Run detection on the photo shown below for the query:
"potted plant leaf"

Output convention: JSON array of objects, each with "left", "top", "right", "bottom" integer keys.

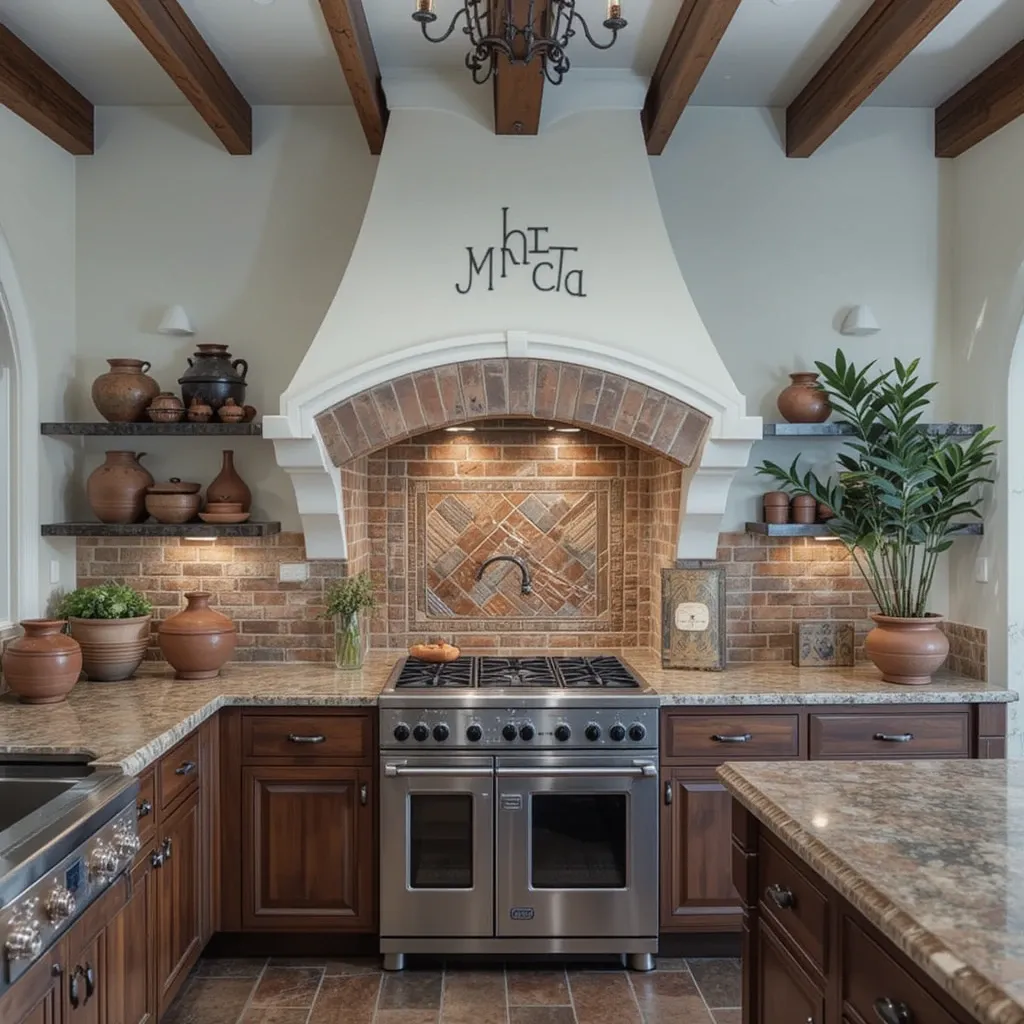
[
  {"left": 322, "top": 572, "right": 377, "bottom": 670},
  {"left": 56, "top": 582, "right": 152, "bottom": 682},
  {"left": 757, "top": 350, "right": 997, "bottom": 685}
]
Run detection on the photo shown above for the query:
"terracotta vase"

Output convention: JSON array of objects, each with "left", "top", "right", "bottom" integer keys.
[
  {"left": 87, "top": 451, "right": 155, "bottom": 524},
  {"left": 777, "top": 372, "right": 831, "bottom": 424},
  {"left": 864, "top": 614, "right": 949, "bottom": 685},
  {"left": 68, "top": 616, "right": 151, "bottom": 682},
  {"left": 206, "top": 450, "right": 251, "bottom": 511},
  {"left": 2, "top": 621, "right": 82, "bottom": 703},
  {"left": 92, "top": 359, "right": 161, "bottom": 423},
  {"left": 158, "top": 593, "right": 237, "bottom": 680}
]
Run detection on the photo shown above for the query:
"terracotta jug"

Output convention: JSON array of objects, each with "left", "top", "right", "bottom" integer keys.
[
  {"left": 777, "top": 372, "right": 831, "bottom": 424},
  {"left": 92, "top": 359, "right": 161, "bottom": 423},
  {"left": 158, "top": 593, "right": 237, "bottom": 680},
  {"left": 2, "top": 620, "right": 82, "bottom": 703},
  {"left": 87, "top": 451, "right": 155, "bottom": 524},
  {"left": 206, "top": 450, "right": 251, "bottom": 511}
]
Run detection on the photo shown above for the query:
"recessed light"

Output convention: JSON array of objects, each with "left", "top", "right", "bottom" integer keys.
[
  {"left": 554, "top": 426, "right": 581, "bottom": 433},
  {"left": 184, "top": 536, "right": 218, "bottom": 543},
  {"left": 444, "top": 426, "right": 476, "bottom": 433}
]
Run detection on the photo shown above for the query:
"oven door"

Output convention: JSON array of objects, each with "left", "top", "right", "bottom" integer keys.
[
  {"left": 379, "top": 755, "right": 494, "bottom": 938},
  {"left": 495, "top": 754, "right": 659, "bottom": 939}
]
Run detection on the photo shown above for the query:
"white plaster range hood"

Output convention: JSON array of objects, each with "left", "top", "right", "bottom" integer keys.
[{"left": 264, "top": 72, "right": 761, "bottom": 560}]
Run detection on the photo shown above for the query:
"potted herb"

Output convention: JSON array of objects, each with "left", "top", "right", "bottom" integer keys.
[
  {"left": 56, "top": 582, "right": 152, "bottom": 682},
  {"left": 757, "top": 351, "right": 997, "bottom": 685},
  {"left": 322, "top": 572, "right": 377, "bottom": 670}
]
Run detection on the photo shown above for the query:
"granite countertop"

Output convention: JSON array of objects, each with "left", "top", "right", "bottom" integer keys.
[
  {"left": 719, "top": 760, "right": 1024, "bottom": 1024},
  {"left": 0, "top": 650, "right": 1013, "bottom": 776}
]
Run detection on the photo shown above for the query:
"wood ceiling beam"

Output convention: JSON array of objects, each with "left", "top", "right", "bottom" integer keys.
[
  {"left": 643, "top": 0, "right": 743, "bottom": 156},
  {"left": 318, "top": 0, "right": 388, "bottom": 155},
  {"left": 107, "top": 0, "right": 251, "bottom": 154},
  {"left": 936, "top": 39, "right": 1024, "bottom": 158},
  {"left": 786, "top": 0, "right": 963, "bottom": 158},
  {"left": 0, "top": 23, "right": 93, "bottom": 154},
  {"left": 492, "top": 0, "right": 549, "bottom": 137}
]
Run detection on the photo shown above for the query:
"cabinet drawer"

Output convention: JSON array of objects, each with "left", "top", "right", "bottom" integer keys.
[
  {"left": 810, "top": 712, "right": 970, "bottom": 760},
  {"left": 134, "top": 768, "right": 157, "bottom": 850},
  {"left": 663, "top": 713, "right": 800, "bottom": 761},
  {"left": 758, "top": 835, "right": 829, "bottom": 973},
  {"left": 157, "top": 733, "right": 200, "bottom": 814},
  {"left": 843, "top": 917, "right": 960, "bottom": 1024},
  {"left": 242, "top": 712, "right": 371, "bottom": 761}
]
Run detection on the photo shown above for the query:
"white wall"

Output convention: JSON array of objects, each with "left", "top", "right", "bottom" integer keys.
[
  {"left": 74, "top": 106, "right": 376, "bottom": 529},
  {"left": 0, "top": 106, "right": 77, "bottom": 616}
]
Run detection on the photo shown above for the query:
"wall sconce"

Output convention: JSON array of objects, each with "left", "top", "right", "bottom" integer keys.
[
  {"left": 839, "top": 305, "right": 880, "bottom": 337},
  {"left": 157, "top": 305, "right": 196, "bottom": 337}
]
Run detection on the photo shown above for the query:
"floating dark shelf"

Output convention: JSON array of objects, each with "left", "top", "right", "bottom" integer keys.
[
  {"left": 42, "top": 422, "right": 263, "bottom": 437},
  {"left": 41, "top": 522, "right": 281, "bottom": 538},
  {"left": 762, "top": 423, "right": 982, "bottom": 438},
  {"left": 745, "top": 522, "right": 983, "bottom": 538}
]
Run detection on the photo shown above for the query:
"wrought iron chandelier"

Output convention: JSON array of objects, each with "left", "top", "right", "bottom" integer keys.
[{"left": 412, "top": 1, "right": 627, "bottom": 86}]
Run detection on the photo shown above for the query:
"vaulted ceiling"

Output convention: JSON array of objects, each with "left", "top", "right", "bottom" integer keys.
[{"left": 2, "top": 0, "right": 1024, "bottom": 158}]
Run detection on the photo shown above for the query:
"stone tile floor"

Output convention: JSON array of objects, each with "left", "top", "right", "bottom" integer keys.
[{"left": 164, "top": 956, "right": 741, "bottom": 1024}]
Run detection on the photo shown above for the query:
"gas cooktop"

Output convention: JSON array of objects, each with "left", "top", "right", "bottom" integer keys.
[{"left": 393, "top": 655, "right": 641, "bottom": 690}]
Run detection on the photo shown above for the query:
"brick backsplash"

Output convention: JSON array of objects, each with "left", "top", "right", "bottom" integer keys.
[{"left": 943, "top": 621, "right": 988, "bottom": 681}]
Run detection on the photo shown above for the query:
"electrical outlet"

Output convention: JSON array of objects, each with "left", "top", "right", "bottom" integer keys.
[
  {"left": 279, "top": 563, "right": 309, "bottom": 583},
  {"left": 49, "top": 560, "right": 60, "bottom": 585},
  {"left": 974, "top": 556, "right": 990, "bottom": 584}
]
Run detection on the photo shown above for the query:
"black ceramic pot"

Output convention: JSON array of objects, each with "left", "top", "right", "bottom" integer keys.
[{"left": 178, "top": 344, "right": 248, "bottom": 412}]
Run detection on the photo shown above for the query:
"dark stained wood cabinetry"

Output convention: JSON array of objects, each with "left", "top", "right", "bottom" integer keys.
[
  {"left": 105, "top": 856, "right": 156, "bottom": 1024},
  {"left": 0, "top": 948, "right": 64, "bottom": 1024},
  {"left": 756, "top": 918, "right": 824, "bottom": 1024}
]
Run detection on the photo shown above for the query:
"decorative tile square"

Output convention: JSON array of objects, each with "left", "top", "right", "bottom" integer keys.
[{"left": 792, "top": 621, "right": 855, "bottom": 668}]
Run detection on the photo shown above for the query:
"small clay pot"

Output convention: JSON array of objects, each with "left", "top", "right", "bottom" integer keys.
[
  {"left": 207, "top": 450, "right": 251, "bottom": 511},
  {"left": 148, "top": 478, "right": 201, "bottom": 495},
  {"left": 92, "top": 359, "right": 161, "bottom": 423},
  {"left": 145, "top": 492, "right": 202, "bottom": 524},
  {"left": 187, "top": 397, "right": 213, "bottom": 423},
  {"left": 148, "top": 392, "right": 185, "bottom": 423},
  {"left": 158, "top": 592, "right": 237, "bottom": 680},
  {"left": 777, "top": 372, "right": 831, "bottom": 424},
  {"left": 817, "top": 501, "right": 834, "bottom": 522},
  {"left": 864, "top": 614, "right": 949, "bottom": 685},
  {"left": 790, "top": 494, "right": 818, "bottom": 524},
  {"left": 218, "top": 398, "right": 246, "bottom": 423},
  {"left": 2, "top": 621, "right": 82, "bottom": 703},
  {"left": 242, "top": 405, "right": 258, "bottom": 423},
  {"left": 762, "top": 491, "right": 790, "bottom": 525},
  {"left": 87, "top": 451, "right": 154, "bottom": 524}
]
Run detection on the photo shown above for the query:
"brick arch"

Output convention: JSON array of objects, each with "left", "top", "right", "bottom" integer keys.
[{"left": 315, "top": 358, "right": 712, "bottom": 467}]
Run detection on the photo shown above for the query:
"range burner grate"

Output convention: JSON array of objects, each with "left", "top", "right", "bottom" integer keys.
[
  {"left": 394, "top": 654, "right": 642, "bottom": 689},
  {"left": 393, "top": 656, "right": 473, "bottom": 688},
  {"left": 558, "top": 655, "right": 641, "bottom": 689},
  {"left": 478, "top": 656, "right": 559, "bottom": 688}
]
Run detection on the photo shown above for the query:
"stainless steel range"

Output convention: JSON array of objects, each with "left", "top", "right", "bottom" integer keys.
[{"left": 378, "top": 655, "right": 659, "bottom": 971}]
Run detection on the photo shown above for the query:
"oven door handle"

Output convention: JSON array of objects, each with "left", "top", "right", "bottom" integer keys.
[
  {"left": 384, "top": 763, "right": 494, "bottom": 778},
  {"left": 496, "top": 761, "right": 658, "bottom": 779}
]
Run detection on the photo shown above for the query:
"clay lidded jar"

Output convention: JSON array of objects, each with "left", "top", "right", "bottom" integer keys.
[
  {"left": 762, "top": 491, "right": 790, "bottom": 525},
  {"left": 791, "top": 494, "right": 818, "bottom": 524},
  {"left": 206, "top": 450, "right": 251, "bottom": 511},
  {"left": 777, "top": 372, "right": 831, "bottom": 424},
  {"left": 147, "top": 391, "right": 185, "bottom": 423},
  {"left": 217, "top": 398, "right": 246, "bottom": 423},
  {"left": 158, "top": 593, "right": 237, "bottom": 680},
  {"left": 2, "top": 620, "right": 82, "bottom": 704},
  {"left": 92, "top": 359, "right": 161, "bottom": 423},
  {"left": 178, "top": 343, "right": 248, "bottom": 412},
  {"left": 87, "top": 451, "right": 155, "bottom": 524}
]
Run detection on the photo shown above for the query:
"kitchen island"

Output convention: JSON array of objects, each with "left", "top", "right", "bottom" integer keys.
[{"left": 721, "top": 759, "right": 1024, "bottom": 1024}]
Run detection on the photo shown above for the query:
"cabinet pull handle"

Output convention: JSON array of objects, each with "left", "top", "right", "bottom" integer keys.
[
  {"left": 84, "top": 964, "right": 95, "bottom": 1000},
  {"left": 69, "top": 969, "right": 80, "bottom": 1008},
  {"left": 874, "top": 732, "right": 913, "bottom": 743},
  {"left": 765, "top": 884, "right": 795, "bottom": 910},
  {"left": 711, "top": 732, "right": 752, "bottom": 743},
  {"left": 150, "top": 848, "right": 165, "bottom": 869},
  {"left": 664, "top": 782, "right": 673, "bottom": 806},
  {"left": 874, "top": 997, "right": 913, "bottom": 1023},
  {"left": 51, "top": 963, "right": 63, "bottom": 978},
  {"left": 174, "top": 760, "right": 196, "bottom": 775},
  {"left": 287, "top": 733, "right": 326, "bottom": 744},
  {"left": 163, "top": 837, "right": 173, "bottom": 860},
  {"left": 360, "top": 783, "right": 368, "bottom": 806},
  {"left": 137, "top": 798, "right": 152, "bottom": 819}
]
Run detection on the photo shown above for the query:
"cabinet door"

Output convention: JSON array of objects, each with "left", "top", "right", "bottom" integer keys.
[
  {"left": 64, "top": 922, "right": 104, "bottom": 1024},
  {"left": 660, "top": 767, "right": 741, "bottom": 932},
  {"left": 155, "top": 792, "right": 203, "bottom": 1018},
  {"left": 757, "top": 921, "right": 824, "bottom": 1024},
  {"left": 106, "top": 855, "right": 157, "bottom": 1024},
  {"left": 242, "top": 765, "right": 374, "bottom": 931},
  {"left": 0, "top": 944, "right": 64, "bottom": 1024}
]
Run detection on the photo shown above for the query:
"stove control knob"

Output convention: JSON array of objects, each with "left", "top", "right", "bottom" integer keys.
[
  {"left": 89, "top": 844, "right": 119, "bottom": 884},
  {"left": 114, "top": 827, "right": 141, "bottom": 859},
  {"left": 393, "top": 723, "right": 411, "bottom": 742},
  {"left": 4, "top": 922, "right": 42, "bottom": 961},
  {"left": 585, "top": 723, "right": 602, "bottom": 742},
  {"left": 466, "top": 724, "right": 483, "bottom": 742},
  {"left": 609, "top": 723, "right": 626, "bottom": 742},
  {"left": 628, "top": 723, "right": 647, "bottom": 742},
  {"left": 44, "top": 886, "right": 76, "bottom": 924},
  {"left": 502, "top": 723, "right": 518, "bottom": 742},
  {"left": 412, "top": 723, "right": 430, "bottom": 742},
  {"left": 554, "top": 724, "right": 572, "bottom": 743},
  {"left": 519, "top": 723, "right": 535, "bottom": 741},
  {"left": 433, "top": 723, "right": 450, "bottom": 742}
]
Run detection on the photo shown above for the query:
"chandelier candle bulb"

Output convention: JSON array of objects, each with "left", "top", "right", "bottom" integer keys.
[{"left": 608, "top": 3, "right": 622, "bottom": 19}]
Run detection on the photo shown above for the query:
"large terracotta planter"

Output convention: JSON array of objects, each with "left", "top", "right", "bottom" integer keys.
[
  {"left": 864, "top": 613, "right": 949, "bottom": 685},
  {"left": 777, "top": 372, "right": 831, "bottom": 424},
  {"left": 68, "top": 615, "right": 151, "bottom": 682},
  {"left": 2, "top": 621, "right": 82, "bottom": 703},
  {"left": 87, "top": 451, "right": 154, "bottom": 524},
  {"left": 158, "top": 593, "right": 236, "bottom": 680},
  {"left": 92, "top": 359, "right": 160, "bottom": 423}
]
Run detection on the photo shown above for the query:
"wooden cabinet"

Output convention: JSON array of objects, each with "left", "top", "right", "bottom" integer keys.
[
  {"left": 105, "top": 856, "right": 156, "bottom": 1024},
  {"left": 756, "top": 920, "right": 824, "bottom": 1024},
  {"left": 241, "top": 766, "right": 374, "bottom": 930},
  {"left": 0, "top": 949, "right": 64, "bottom": 1024}
]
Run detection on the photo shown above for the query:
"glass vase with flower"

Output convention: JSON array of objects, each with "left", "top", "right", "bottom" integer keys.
[{"left": 322, "top": 572, "right": 377, "bottom": 670}]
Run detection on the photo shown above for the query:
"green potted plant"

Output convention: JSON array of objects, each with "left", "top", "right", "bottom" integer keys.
[
  {"left": 57, "top": 582, "right": 152, "bottom": 682},
  {"left": 322, "top": 572, "right": 377, "bottom": 670},
  {"left": 757, "top": 351, "right": 997, "bottom": 685}
]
